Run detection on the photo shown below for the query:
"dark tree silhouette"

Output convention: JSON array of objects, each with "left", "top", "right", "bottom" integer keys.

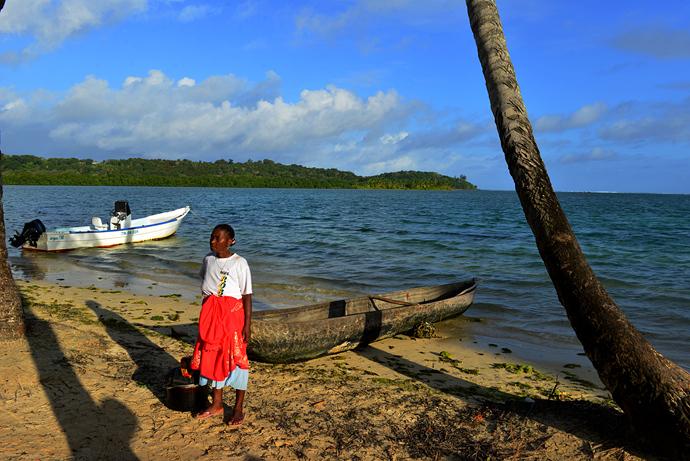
[
  {"left": 0, "top": 152, "right": 25, "bottom": 339},
  {"left": 0, "top": 1, "right": 25, "bottom": 339},
  {"left": 465, "top": 0, "right": 689, "bottom": 455}
]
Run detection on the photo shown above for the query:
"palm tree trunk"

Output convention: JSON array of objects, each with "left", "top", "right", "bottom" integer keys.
[
  {"left": 1, "top": 0, "right": 26, "bottom": 340},
  {"left": 465, "top": 0, "right": 689, "bottom": 455},
  {"left": 0, "top": 149, "right": 25, "bottom": 339}
]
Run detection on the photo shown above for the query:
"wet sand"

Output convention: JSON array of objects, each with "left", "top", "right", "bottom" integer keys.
[{"left": 0, "top": 280, "right": 659, "bottom": 460}]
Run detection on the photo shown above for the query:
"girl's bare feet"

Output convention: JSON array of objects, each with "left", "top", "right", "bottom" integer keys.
[
  {"left": 228, "top": 389, "right": 246, "bottom": 425},
  {"left": 197, "top": 388, "right": 224, "bottom": 419},
  {"left": 196, "top": 405, "right": 224, "bottom": 420},
  {"left": 228, "top": 409, "right": 244, "bottom": 425}
]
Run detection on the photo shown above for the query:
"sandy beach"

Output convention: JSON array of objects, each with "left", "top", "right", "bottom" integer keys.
[{"left": 0, "top": 279, "right": 662, "bottom": 460}]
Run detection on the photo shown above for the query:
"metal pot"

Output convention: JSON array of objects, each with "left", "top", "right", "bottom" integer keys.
[{"left": 165, "top": 383, "right": 208, "bottom": 412}]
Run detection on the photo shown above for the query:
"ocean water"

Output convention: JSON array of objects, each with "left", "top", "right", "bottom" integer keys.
[{"left": 4, "top": 186, "right": 689, "bottom": 371}]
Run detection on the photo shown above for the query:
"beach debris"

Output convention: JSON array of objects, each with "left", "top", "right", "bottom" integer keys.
[
  {"left": 491, "top": 362, "right": 551, "bottom": 381},
  {"left": 273, "top": 439, "right": 294, "bottom": 448},
  {"left": 311, "top": 400, "right": 326, "bottom": 410},
  {"left": 547, "top": 380, "right": 561, "bottom": 400},
  {"left": 437, "top": 351, "right": 480, "bottom": 375},
  {"left": 411, "top": 321, "right": 435, "bottom": 338},
  {"left": 491, "top": 362, "right": 533, "bottom": 374},
  {"left": 439, "top": 350, "right": 454, "bottom": 361}
]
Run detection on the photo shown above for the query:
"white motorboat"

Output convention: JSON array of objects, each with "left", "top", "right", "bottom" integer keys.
[{"left": 10, "top": 201, "right": 190, "bottom": 251}]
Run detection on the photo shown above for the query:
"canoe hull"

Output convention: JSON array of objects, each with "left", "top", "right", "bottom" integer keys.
[
  {"left": 248, "top": 279, "right": 477, "bottom": 363},
  {"left": 22, "top": 207, "right": 190, "bottom": 251}
]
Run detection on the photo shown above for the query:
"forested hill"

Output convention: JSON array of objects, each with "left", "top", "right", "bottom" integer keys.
[{"left": 1, "top": 155, "right": 477, "bottom": 190}]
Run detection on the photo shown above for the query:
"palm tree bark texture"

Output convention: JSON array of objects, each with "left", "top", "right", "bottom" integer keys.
[
  {"left": 0, "top": 147, "right": 25, "bottom": 339},
  {"left": 1, "top": 0, "right": 25, "bottom": 340},
  {"left": 465, "top": 0, "right": 689, "bottom": 455}
]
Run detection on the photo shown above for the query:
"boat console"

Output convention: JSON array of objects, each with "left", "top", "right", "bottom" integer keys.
[{"left": 109, "top": 200, "right": 132, "bottom": 230}]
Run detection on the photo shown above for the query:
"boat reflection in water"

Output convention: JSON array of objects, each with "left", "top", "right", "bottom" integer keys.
[{"left": 9, "top": 234, "right": 201, "bottom": 301}]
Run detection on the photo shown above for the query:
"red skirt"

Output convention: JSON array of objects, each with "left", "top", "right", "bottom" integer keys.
[{"left": 190, "top": 295, "right": 249, "bottom": 382}]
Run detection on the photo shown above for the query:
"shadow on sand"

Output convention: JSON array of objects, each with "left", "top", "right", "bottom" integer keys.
[
  {"left": 24, "top": 303, "right": 140, "bottom": 460},
  {"left": 84, "top": 300, "right": 180, "bottom": 403},
  {"left": 355, "top": 346, "right": 641, "bottom": 456}
]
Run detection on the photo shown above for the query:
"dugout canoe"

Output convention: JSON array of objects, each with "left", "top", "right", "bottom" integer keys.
[{"left": 249, "top": 278, "right": 477, "bottom": 363}]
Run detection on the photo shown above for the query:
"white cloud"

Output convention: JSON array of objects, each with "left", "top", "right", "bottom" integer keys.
[
  {"left": 1, "top": 97, "right": 31, "bottom": 122},
  {"left": 295, "top": 0, "right": 464, "bottom": 53},
  {"left": 570, "top": 104, "right": 606, "bottom": 126},
  {"left": 362, "top": 156, "right": 417, "bottom": 175},
  {"left": 0, "top": 70, "right": 407, "bottom": 161},
  {"left": 0, "top": 0, "right": 147, "bottom": 61},
  {"left": 296, "top": 0, "right": 465, "bottom": 36},
  {"left": 612, "top": 25, "right": 690, "bottom": 59},
  {"left": 0, "top": 69, "right": 492, "bottom": 176},
  {"left": 599, "top": 97, "right": 690, "bottom": 143},
  {"left": 177, "top": 77, "right": 196, "bottom": 87},
  {"left": 3, "top": 99, "right": 25, "bottom": 112},
  {"left": 398, "top": 121, "right": 487, "bottom": 151},
  {"left": 235, "top": 0, "right": 258, "bottom": 20},
  {"left": 559, "top": 147, "right": 617, "bottom": 164},
  {"left": 124, "top": 76, "right": 143, "bottom": 87},
  {"left": 178, "top": 4, "right": 212, "bottom": 23},
  {"left": 535, "top": 102, "right": 607, "bottom": 132},
  {"left": 380, "top": 131, "right": 408, "bottom": 144}
]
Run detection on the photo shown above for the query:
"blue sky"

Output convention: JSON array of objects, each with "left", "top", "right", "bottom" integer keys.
[{"left": 1, "top": 1, "right": 689, "bottom": 193}]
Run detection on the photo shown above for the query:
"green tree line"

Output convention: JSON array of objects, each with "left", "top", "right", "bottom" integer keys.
[{"left": 2, "top": 155, "right": 477, "bottom": 190}]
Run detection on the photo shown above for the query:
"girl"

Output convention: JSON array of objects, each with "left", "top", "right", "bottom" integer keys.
[{"left": 191, "top": 224, "right": 252, "bottom": 425}]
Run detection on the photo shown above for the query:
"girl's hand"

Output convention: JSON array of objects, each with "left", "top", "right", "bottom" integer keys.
[{"left": 242, "top": 324, "right": 251, "bottom": 343}]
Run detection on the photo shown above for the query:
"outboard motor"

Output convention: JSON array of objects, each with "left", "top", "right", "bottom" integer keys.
[
  {"left": 9, "top": 219, "right": 46, "bottom": 248},
  {"left": 110, "top": 200, "right": 132, "bottom": 230}
]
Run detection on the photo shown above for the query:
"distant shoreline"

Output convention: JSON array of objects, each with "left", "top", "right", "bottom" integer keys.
[
  {"left": 2, "top": 154, "right": 478, "bottom": 191},
  {"left": 9, "top": 184, "right": 690, "bottom": 196},
  {"left": 4, "top": 183, "right": 478, "bottom": 191}
]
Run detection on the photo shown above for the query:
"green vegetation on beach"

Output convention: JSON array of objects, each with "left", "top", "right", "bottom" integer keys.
[{"left": 2, "top": 155, "right": 477, "bottom": 190}]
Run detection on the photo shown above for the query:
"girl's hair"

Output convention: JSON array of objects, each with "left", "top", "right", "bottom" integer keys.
[{"left": 213, "top": 223, "right": 235, "bottom": 239}]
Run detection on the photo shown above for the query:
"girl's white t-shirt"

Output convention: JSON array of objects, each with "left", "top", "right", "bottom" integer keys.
[{"left": 200, "top": 252, "right": 253, "bottom": 299}]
